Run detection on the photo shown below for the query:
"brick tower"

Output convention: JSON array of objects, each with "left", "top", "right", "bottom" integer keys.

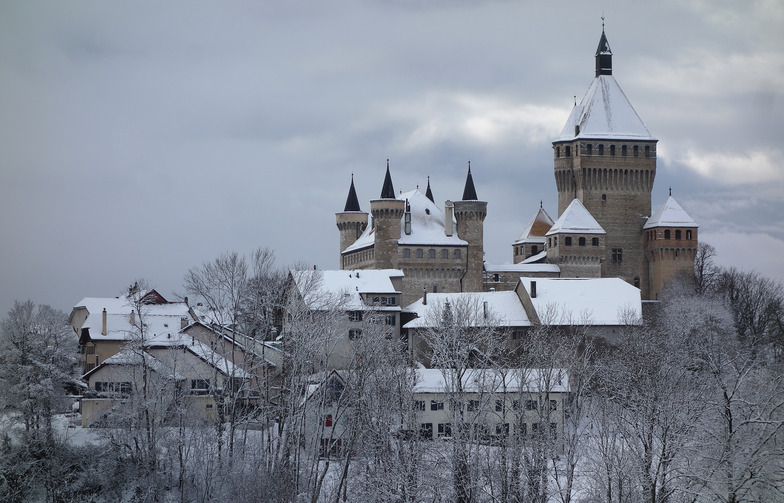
[
  {"left": 453, "top": 163, "right": 487, "bottom": 292},
  {"left": 553, "top": 28, "right": 657, "bottom": 296}
]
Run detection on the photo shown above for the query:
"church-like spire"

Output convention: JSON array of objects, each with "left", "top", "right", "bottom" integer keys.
[
  {"left": 425, "top": 176, "right": 434, "bottom": 203},
  {"left": 461, "top": 161, "right": 478, "bottom": 201},
  {"left": 380, "top": 159, "right": 395, "bottom": 199},
  {"left": 343, "top": 174, "right": 361, "bottom": 212},
  {"left": 595, "top": 24, "right": 613, "bottom": 77}
]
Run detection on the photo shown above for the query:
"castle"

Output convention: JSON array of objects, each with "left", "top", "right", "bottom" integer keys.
[{"left": 337, "top": 29, "right": 698, "bottom": 304}]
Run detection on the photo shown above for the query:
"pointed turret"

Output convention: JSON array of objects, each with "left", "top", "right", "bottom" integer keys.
[
  {"left": 380, "top": 159, "right": 396, "bottom": 199},
  {"left": 545, "top": 199, "right": 605, "bottom": 278},
  {"left": 425, "top": 176, "right": 434, "bottom": 203},
  {"left": 343, "top": 175, "right": 361, "bottom": 212},
  {"left": 461, "top": 162, "right": 478, "bottom": 201},
  {"left": 595, "top": 28, "right": 612, "bottom": 76},
  {"left": 336, "top": 175, "right": 369, "bottom": 258}
]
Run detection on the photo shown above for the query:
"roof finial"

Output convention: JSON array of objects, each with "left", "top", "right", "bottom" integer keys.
[
  {"left": 601, "top": 13, "right": 605, "bottom": 31},
  {"left": 669, "top": 186, "right": 672, "bottom": 197},
  {"left": 540, "top": 200, "right": 543, "bottom": 209},
  {"left": 468, "top": 160, "right": 471, "bottom": 173},
  {"left": 574, "top": 95, "right": 577, "bottom": 106}
]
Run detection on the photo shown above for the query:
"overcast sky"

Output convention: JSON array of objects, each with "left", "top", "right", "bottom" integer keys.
[{"left": 1, "top": 0, "right": 782, "bottom": 317}]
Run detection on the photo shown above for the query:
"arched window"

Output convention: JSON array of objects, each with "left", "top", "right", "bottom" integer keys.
[
  {"left": 633, "top": 145, "right": 639, "bottom": 157},
  {"left": 454, "top": 249, "right": 461, "bottom": 259},
  {"left": 565, "top": 146, "right": 571, "bottom": 157},
  {"left": 579, "top": 237, "right": 586, "bottom": 246},
  {"left": 554, "top": 237, "right": 558, "bottom": 246},
  {"left": 403, "top": 248, "right": 411, "bottom": 258},
  {"left": 592, "top": 237, "right": 599, "bottom": 247},
  {"left": 416, "top": 249, "right": 423, "bottom": 258},
  {"left": 556, "top": 146, "right": 561, "bottom": 158},
  {"left": 598, "top": 144, "right": 604, "bottom": 156},
  {"left": 586, "top": 144, "right": 593, "bottom": 155},
  {"left": 428, "top": 249, "right": 436, "bottom": 259},
  {"left": 645, "top": 145, "right": 651, "bottom": 157},
  {"left": 565, "top": 237, "right": 572, "bottom": 246},
  {"left": 664, "top": 230, "right": 671, "bottom": 240},
  {"left": 441, "top": 249, "right": 448, "bottom": 259},
  {"left": 602, "top": 194, "right": 607, "bottom": 201},
  {"left": 622, "top": 145, "right": 628, "bottom": 156},
  {"left": 610, "top": 145, "right": 616, "bottom": 156},
  {"left": 686, "top": 230, "right": 692, "bottom": 240},
  {"left": 675, "top": 230, "right": 682, "bottom": 240},
  {"left": 531, "top": 245, "right": 538, "bottom": 255}
]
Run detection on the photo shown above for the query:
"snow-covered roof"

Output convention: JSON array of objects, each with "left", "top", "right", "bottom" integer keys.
[
  {"left": 343, "top": 189, "right": 467, "bottom": 253},
  {"left": 513, "top": 207, "right": 554, "bottom": 245},
  {"left": 414, "top": 368, "right": 569, "bottom": 394},
  {"left": 644, "top": 196, "right": 698, "bottom": 229},
  {"left": 546, "top": 199, "right": 605, "bottom": 236},
  {"left": 555, "top": 74, "right": 656, "bottom": 142},
  {"left": 403, "top": 291, "right": 531, "bottom": 329},
  {"left": 85, "top": 348, "right": 185, "bottom": 380},
  {"left": 290, "top": 269, "right": 403, "bottom": 311},
  {"left": 518, "top": 277, "right": 641, "bottom": 325},
  {"left": 485, "top": 261, "right": 560, "bottom": 274},
  {"left": 73, "top": 296, "right": 192, "bottom": 342}
]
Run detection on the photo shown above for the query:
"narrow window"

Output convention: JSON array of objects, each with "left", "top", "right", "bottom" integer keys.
[
  {"left": 550, "top": 400, "right": 558, "bottom": 411},
  {"left": 598, "top": 144, "right": 604, "bottom": 156},
  {"left": 428, "top": 249, "right": 435, "bottom": 259},
  {"left": 432, "top": 285, "right": 438, "bottom": 293},
  {"left": 416, "top": 249, "right": 423, "bottom": 258},
  {"left": 579, "top": 237, "right": 586, "bottom": 246},
  {"left": 403, "top": 248, "right": 410, "bottom": 258},
  {"left": 612, "top": 248, "right": 623, "bottom": 263},
  {"left": 325, "top": 414, "right": 333, "bottom": 427},
  {"left": 554, "top": 237, "right": 558, "bottom": 246},
  {"left": 645, "top": 145, "right": 651, "bottom": 157},
  {"left": 633, "top": 145, "right": 639, "bottom": 157},
  {"left": 686, "top": 230, "right": 692, "bottom": 239},
  {"left": 565, "top": 146, "right": 571, "bottom": 157},
  {"left": 565, "top": 237, "right": 572, "bottom": 246},
  {"left": 634, "top": 277, "right": 641, "bottom": 288},
  {"left": 602, "top": 193, "right": 607, "bottom": 201},
  {"left": 586, "top": 144, "right": 593, "bottom": 155},
  {"left": 441, "top": 249, "right": 448, "bottom": 259},
  {"left": 622, "top": 145, "right": 627, "bottom": 156},
  {"left": 556, "top": 146, "right": 561, "bottom": 157},
  {"left": 453, "top": 249, "right": 461, "bottom": 259},
  {"left": 664, "top": 229, "right": 671, "bottom": 240},
  {"left": 675, "top": 230, "right": 682, "bottom": 240},
  {"left": 414, "top": 400, "right": 425, "bottom": 411},
  {"left": 496, "top": 400, "right": 503, "bottom": 412},
  {"left": 592, "top": 237, "right": 599, "bottom": 246},
  {"left": 610, "top": 144, "right": 616, "bottom": 156},
  {"left": 531, "top": 245, "right": 538, "bottom": 255}
]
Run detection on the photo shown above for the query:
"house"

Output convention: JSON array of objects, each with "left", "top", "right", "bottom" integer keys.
[{"left": 285, "top": 268, "right": 405, "bottom": 369}]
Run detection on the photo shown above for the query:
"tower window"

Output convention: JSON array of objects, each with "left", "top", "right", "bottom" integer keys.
[
  {"left": 675, "top": 230, "right": 682, "bottom": 240},
  {"left": 441, "top": 249, "right": 448, "bottom": 259},
  {"left": 622, "top": 145, "right": 627, "bottom": 156},
  {"left": 686, "top": 230, "right": 692, "bottom": 240},
  {"left": 554, "top": 237, "right": 558, "bottom": 246},
  {"left": 592, "top": 237, "right": 599, "bottom": 247},
  {"left": 586, "top": 144, "right": 593, "bottom": 156},
  {"left": 579, "top": 237, "right": 586, "bottom": 246},
  {"left": 565, "top": 146, "right": 571, "bottom": 157},
  {"left": 556, "top": 146, "right": 561, "bottom": 158},
  {"left": 634, "top": 277, "right": 640, "bottom": 288},
  {"left": 645, "top": 146, "right": 651, "bottom": 158},
  {"left": 601, "top": 194, "right": 607, "bottom": 201},
  {"left": 531, "top": 245, "right": 538, "bottom": 255},
  {"left": 453, "top": 249, "right": 461, "bottom": 259},
  {"left": 428, "top": 249, "right": 436, "bottom": 259},
  {"left": 633, "top": 145, "right": 639, "bottom": 157},
  {"left": 548, "top": 238, "right": 552, "bottom": 248},
  {"left": 416, "top": 249, "right": 423, "bottom": 258},
  {"left": 598, "top": 144, "right": 604, "bottom": 156},
  {"left": 565, "top": 237, "right": 572, "bottom": 246},
  {"left": 403, "top": 248, "right": 411, "bottom": 258},
  {"left": 664, "top": 230, "right": 671, "bottom": 240},
  {"left": 612, "top": 248, "right": 623, "bottom": 263},
  {"left": 610, "top": 145, "right": 616, "bottom": 156}
]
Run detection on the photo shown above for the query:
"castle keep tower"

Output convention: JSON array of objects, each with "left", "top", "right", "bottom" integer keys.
[
  {"left": 453, "top": 165, "right": 487, "bottom": 292},
  {"left": 553, "top": 29, "right": 657, "bottom": 296}
]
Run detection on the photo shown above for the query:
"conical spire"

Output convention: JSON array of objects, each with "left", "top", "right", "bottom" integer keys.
[
  {"left": 343, "top": 174, "right": 361, "bottom": 212},
  {"left": 425, "top": 176, "right": 434, "bottom": 203},
  {"left": 461, "top": 162, "right": 478, "bottom": 201},
  {"left": 595, "top": 25, "right": 612, "bottom": 77},
  {"left": 380, "top": 159, "right": 396, "bottom": 199}
]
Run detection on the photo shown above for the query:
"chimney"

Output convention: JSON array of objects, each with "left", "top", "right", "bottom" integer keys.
[
  {"left": 423, "top": 288, "right": 427, "bottom": 305},
  {"left": 102, "top": 308, "right": 107, "bottom": 336},
  {"left": 530, "top": 281, "right": 537, "bottom": 298},
  {"left": 483, "top": 301, "right": 488, "bottom": 319},
  {"left": 444, "top": 200, "right": 454, "bottom": 236}
]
